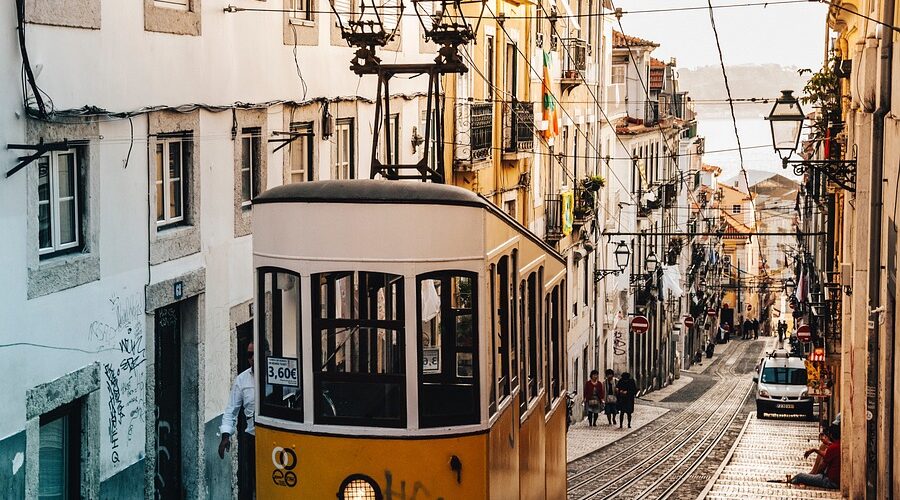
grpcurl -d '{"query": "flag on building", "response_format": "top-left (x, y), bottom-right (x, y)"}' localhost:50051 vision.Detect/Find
top-left (542, 51), bottom-right (559, 141)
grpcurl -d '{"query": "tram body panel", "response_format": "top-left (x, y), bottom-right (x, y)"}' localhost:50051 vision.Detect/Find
top-left (518, 400), bottom-right (547, 500)
top-left (487, 401), bottom-right (520, 499)
top-left (255, 425), bottom-right (488, 499)
top-left (543, 403), bottom-right (567, 499)
top-left (253, 202), bottom-right (485, 263)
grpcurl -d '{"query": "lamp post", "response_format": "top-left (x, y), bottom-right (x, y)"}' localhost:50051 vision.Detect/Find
top-left (784, 277), bottom-right (797, 296)
top-left (766, 90), bottom-right (857, 192)
top-left (594, 240), bottom-right (630, 281)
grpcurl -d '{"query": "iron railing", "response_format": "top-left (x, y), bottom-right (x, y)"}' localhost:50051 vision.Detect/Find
top-left (454, 101), bottom-right (493, 165)
top-left (503, 101), bottom-right (534, 153)
top-left (544, 194), bottom-right (563, 241)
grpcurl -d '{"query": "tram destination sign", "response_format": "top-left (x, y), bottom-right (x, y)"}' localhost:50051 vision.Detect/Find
top-left (631, 315), bottom-right (650, 334)
top-left (266, 356), bottom-right (299, 387)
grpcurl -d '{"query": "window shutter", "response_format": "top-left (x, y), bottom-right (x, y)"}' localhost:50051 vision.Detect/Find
top-left (333, 0), bottom-right (352, 26)
top-left (381, 0), bottom-right (400, 33)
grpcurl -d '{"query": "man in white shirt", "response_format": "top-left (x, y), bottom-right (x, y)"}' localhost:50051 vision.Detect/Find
top-left (218, 341), bottom-right (256, 497)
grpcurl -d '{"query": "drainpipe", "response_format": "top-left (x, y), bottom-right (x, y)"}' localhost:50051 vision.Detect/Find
top-left (866, 0), bottom-right (893, 497)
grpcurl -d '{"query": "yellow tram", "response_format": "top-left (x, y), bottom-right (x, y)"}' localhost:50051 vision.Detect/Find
top-left (251, 180), bottom-right (567, 499)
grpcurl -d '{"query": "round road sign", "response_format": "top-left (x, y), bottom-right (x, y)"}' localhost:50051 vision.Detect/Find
top-left (797, 324), bottom-right (811, 341)
top-left (707, 308), bottom-right (716, 317)
top-left (683, 315), bottom-right (695, 328)
top-left (631, 315), bottom-right (650, 333)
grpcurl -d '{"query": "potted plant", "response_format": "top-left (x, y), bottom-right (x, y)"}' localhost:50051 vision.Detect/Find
top-left (581, 174), bottom-right (606, 192)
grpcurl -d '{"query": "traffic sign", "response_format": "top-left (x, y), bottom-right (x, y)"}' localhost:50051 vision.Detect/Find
top-left (707, 308), bottom-right (716, 317)
top-left (683, 315), bottom-right (695, 328)
top-left (797, 324), bottom-right (811, 342)
top-left (631, 315), bottom-right (650, 333)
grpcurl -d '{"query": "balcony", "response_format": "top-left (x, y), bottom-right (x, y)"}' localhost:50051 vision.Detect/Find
top-left (572, 188), bottom-right (595, 229)
top-left (502, 101), bottom-right (534, 160)
top-left (560, 38), bottom-right (588, 92)
top-left (544, 194), bottom-right (563, 242)
top-left (453, 101), bottom-right (493, 170)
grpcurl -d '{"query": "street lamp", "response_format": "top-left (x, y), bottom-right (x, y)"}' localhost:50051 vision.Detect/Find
top-left (784, 277), bottom-right (796, 295)
top-left (645, 250), bottom-right (659, 273)
top-left (594, 241), bottom-right (630, 281)
top-left (766, 89), bottom-right (858, 192)
top-left (767, 90), bottom-right (805, 162)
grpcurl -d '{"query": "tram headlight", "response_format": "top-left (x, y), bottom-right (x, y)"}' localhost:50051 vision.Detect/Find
top-left (338, 474), bottom-right (382, 500)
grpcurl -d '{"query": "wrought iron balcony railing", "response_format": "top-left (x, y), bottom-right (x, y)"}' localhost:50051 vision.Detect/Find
top-left (544, 194), bottom-right (563, 242)
top-left (454, 101), bottom-right (493, 168)
top-left (503, 101), bottom-right (534, 154)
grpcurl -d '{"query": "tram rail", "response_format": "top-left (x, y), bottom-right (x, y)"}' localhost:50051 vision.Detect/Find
top-left (566, 340), bottom-right (759, 500)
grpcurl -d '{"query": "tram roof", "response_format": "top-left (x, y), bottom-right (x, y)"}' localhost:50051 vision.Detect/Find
top-left (254, 179), bottom-right (486, 208)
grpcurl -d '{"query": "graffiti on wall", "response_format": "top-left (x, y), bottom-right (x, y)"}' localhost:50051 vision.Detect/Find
top-left (89, 292), bottom-right (147, 472)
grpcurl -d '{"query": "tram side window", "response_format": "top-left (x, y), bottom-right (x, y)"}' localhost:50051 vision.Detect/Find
top-left (510, 251), bottom-right (519, 393)
top-left (518, 280), bottom-right (527, 417)
top-left (550, 285), bottom-right (561, 399)
top-left (258, 269), bottom-right (303, 421)
top-left (526, 272), bottom-right (539, 402)
top-left (418, 272), bottom-right (480, 427)
top-left (488, 266), bottom-right (498, 416)
top-left (496, 257), bottom-right (511, 400)
top-left (312, 271), bottom-right (405, 428)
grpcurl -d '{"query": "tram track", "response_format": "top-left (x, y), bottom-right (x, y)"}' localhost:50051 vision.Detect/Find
top-left (566, 340), bottom-right (763, 500)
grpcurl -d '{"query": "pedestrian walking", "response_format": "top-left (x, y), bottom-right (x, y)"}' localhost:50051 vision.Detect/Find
top-left (615, 372), bottom-right (637, 429)
top-left (752, 318), bottom-right (760, 339)
top-left (219, 341), bottom-right (257, 498)
top-left (603, 369), bottom-right (619, 425)
top-left (742, 318), bottom-right (753, 340)
top-left (583, 370), bottom-right (605, 426)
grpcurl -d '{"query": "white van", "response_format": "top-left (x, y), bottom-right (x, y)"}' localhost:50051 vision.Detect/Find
top-left (753, 349), bottom-right (813, 419)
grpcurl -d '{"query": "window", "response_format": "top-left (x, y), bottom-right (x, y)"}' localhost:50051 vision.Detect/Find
top-left (39, 400), bottom-right (82, 500)
top-left (510, 251), bottom-right (519, 393)
top-left (495, 257), bottom-right (511, 400)
top-left (518, 280), bottom-right (527, 417)
top-left (489, 266), bottom-right (498, 415)
top-left (732, 204), bottom-right (742, 214)
top-left (241, 128), bottom-right (262, 206)
top-left (289, 122), bottom-right (314, 183)
top-left (418, 272), bottom-right (479, 427)
top-left (525, 272), bottom-right (539, 402)
top-left (37, 149), bottom-right (82, 257)
top-left (258, 269), bottom-right (303, 421)
top-left (549, 285), bottom-right (561, 402)
top-left (333, 119), bottom-right (355, 179)
top-left (155, 136), bottom-right (191, 227)
top-left (611, 64), bottom-right (626, 85)
top-left (761, 367), bottom-right (807, 385)
top-left (503, 199), bottom-right (517, 219)
top-left (312, 271), bottom-right (404, 427)
top-left (332, 0), bottom-right (357, 27)
top-left (485, 34), bottom-right (495, 101)
top-left (583, 256), bottom-right (589, 308)
top-left (288, 0), bottom-right (313, 21)
top-left (380, 114), bottom-right (400, 165)
top-left (505, 42), bottom-right (518, 99)
top-left (155, 0), bottom-right (189, 10)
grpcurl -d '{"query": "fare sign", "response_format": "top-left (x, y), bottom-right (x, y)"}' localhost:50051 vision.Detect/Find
top-left (797, 324), bottom-right (811, 342)
top-left (683, 315), bottom-right (695, 328)
top-left (631, 315), bottom-right (650, 334)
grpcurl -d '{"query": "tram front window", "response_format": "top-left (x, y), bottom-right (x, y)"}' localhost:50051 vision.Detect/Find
top-left (418, 272), bottom-right (479, 428)
top-left (258, 269), bottom-right (303, 421)
top-left (313, 271), bottom-right (405, 427)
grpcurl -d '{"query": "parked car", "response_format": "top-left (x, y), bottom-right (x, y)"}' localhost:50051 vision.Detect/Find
top-left (753, 349), bottom-right (813, 419)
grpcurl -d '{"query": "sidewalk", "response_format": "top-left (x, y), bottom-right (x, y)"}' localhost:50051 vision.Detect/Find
top-left (566, 403), bottom-right (669, 462)
top-left (699, 415), bottom-right (842, 499)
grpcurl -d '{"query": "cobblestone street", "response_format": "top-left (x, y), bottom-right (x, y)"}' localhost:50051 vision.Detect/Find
top-left (566, 338), bottom-right (771, 499)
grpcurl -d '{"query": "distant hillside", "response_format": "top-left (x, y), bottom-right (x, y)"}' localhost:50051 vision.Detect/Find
top-left (679, 64), bottom-right (810, 118)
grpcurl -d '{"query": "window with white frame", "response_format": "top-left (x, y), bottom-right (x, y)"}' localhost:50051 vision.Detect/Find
top-left (289, 0), bottom-right (313, 21)
top-left (332, 0), bottom-right (356, 26)
top-left (611, 64), bottom-right (626, 84)
top-left (154, 0), bottom-right (189, 10)
top-left (155, 135), bottom-right (191, 227)
top-left (37, 149), bottom-right (82, 257)
top-left (380, 113), bottom-right (400, 165)
top-left (732, 204), bottom-right (742, 214)
top-left (289, 122), bottom-right (314, 183)
top-left (333, 119), bottom-right (354, 180)
top-left (241, 128), bottom-right (262, 205)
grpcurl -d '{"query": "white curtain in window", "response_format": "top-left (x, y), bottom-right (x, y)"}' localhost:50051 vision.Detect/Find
top-left (421, 279), bottom-right (441, 322)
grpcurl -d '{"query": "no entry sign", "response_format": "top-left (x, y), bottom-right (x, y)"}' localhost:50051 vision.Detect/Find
top-left (683, 315), bottom-right (695, 328)
top-left (797, 324), bottom-right (811, 342)
top-left (631, 315), bottom-right (650, 333)
top-left (707, 308), bottom-right (716, 317)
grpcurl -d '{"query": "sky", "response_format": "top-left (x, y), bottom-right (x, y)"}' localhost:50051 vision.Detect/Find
top-left (612, 0), bottom-right (830, 70)
top-left (612, 0), bottom-right (830, 179)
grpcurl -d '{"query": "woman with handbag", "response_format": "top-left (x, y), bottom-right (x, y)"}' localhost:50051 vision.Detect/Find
top-left (583, 370), bottom-right (605, 426)
top-left (603, 369), bottom-right (619, 425)
top-left (616, 372), bottom-right (638, 429)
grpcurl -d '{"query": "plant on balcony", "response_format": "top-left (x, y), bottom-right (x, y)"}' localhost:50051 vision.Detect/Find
top-left (580, 174), bottom-right (606, 192)
top-left (798, 54), bottom-right (841, 139)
